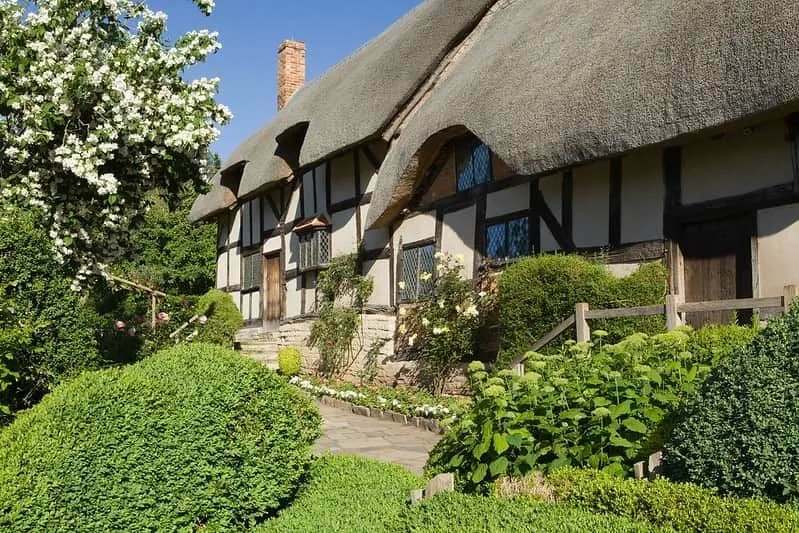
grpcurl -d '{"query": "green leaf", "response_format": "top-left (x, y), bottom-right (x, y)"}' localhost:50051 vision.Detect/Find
top-left (471, 463), bottom-right (488, 483)
top-left (609, 401), bottom-right (631, 419)
top-left (602, 462), bottom-right (626, 477)
top-left (493, 433), bottom-right (509, 454)
top-left (489, 456), bottom-right (509, 477)
top-left (448, 454), bottom-right (464, 468)
top-left (609, 434), bottom-right (635, 448)
top-left (622, 417), bottom-right (648, 434)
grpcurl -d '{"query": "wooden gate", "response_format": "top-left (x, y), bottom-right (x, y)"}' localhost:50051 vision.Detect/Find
top-left (263, 252), bottom-right (282, 330)
top-left (680, 214), bottom-right (755, 327)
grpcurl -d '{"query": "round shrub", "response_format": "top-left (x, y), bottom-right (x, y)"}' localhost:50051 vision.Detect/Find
top-left (664, 303), bottom-right (799, 503)
top-left (195, 289), bottom-right (243, 347)
top-left (278, 347), bottom-right (302, 376)
top-left (0, 343), bottom-right (321, 531)
top-left (497, 255), bottom-right (666, 365)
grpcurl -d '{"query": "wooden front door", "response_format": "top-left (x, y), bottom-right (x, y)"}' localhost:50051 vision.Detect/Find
top-left (263, 253), bottom-right (282, 330)
top-left (680, 214), bottom-right (755, 327)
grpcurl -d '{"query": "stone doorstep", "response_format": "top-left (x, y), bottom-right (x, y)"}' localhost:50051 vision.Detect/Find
top-left (317, 395), bottom-right (444, 435)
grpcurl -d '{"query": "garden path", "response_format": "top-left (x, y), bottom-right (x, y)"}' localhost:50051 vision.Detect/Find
top-left (313, 403), bottom-right (442, 474)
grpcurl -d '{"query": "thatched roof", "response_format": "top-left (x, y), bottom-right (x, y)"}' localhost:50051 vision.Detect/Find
top-left (190, 0), bottom-right (494, 222)
top-left (192, 0), bottom-right (799, 224)
top-left (366, 0), bottom-right (799, 226)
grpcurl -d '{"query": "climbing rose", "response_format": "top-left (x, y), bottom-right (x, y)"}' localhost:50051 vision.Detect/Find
top-left (0, 0), bottom-right (231, 285)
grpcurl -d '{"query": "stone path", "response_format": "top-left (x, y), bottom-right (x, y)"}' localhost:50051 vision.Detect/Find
top-left (313, 403), bottom-right (442, 474)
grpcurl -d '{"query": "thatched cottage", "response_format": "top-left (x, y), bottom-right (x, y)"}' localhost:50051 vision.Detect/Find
top-left (191, 0), bottom-right (799, 375)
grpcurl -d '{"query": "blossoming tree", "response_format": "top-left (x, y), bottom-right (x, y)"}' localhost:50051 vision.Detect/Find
top-left (0, 0), bottom-right (230, 286)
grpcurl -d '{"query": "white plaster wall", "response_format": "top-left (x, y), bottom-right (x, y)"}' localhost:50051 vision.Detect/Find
top-left (364, 259), bottom-right (391, 306)
top-left (441, 205), bottom-right (476, 279)
top-left (362, 204), bottom-right (390, 250)
top-left (757, 203), bottom-right (799, 297)
top-left (228, 245), bottom-right (241, 286)
top-left (682, 121), bottom-right (793, 205)
top-left (622, 148), bottom-right (664, 243)
top-left (216, 251), bottom-right (228, 289)
top-left (229, 207), bottom-right (241, 244)
top-left (241, 292), bottom-right (252, 321)
top-left (230, 290), bottom-right (242, 313)
top-left (332, 207), bottom-right (359, 258)
top-left (263, 235), bottom-right (281, 254)
top-left (285, 275), bottom-right (302, 318)
top-left (330, 154), bottom-right (357, 204)
top-left (538, 173), bottom-right (562, 251)
top-left (303, 272), bottom-right (317, 313)
top-left (573, 161), bottom-right (610, 247)
top-left (486, 182), bottom-right (530, 219)
top-left (360, 149), bottom-right (379, 193)
top-left (392, 211), bottom-right (436, 250)
top-left (286, 183), bottom-right (302, 222)
top-left (606, 263), bottom-right (641, 278)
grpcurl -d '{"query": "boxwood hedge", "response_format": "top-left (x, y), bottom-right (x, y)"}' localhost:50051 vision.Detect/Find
top-left (664, 303), bottom-right (799, 503)
top-left (195, 288), bottom-right (244, 347)
top-left (0, 343), bottom-right (320, 531)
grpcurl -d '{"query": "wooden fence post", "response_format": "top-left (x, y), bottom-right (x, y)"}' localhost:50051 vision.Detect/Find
top-left (575, 303), bottom-right (590, 342)
top-left (150, 294), bottom-right (158, 329)
top-left (784, 285), bottom-right (798, 314)
top-left (665, 294), bottom-right (683, 331)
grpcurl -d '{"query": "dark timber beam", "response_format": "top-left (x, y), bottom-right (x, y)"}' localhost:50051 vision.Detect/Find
top-left (532, 188), bottom-right (576, 251)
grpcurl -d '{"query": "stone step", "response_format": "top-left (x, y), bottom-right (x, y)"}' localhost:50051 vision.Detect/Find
top-left (238, 343), bottom-right (279, 353)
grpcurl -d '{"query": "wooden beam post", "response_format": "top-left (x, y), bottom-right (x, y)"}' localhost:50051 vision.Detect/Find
top-left (665, 293), bottom-right (683, 330)
top-left (151, 294), bottom-right (157, 329)
top-left (784, 285), bottom-right (798, 314)
top-left (513, 362), bottom-right (525, 376)
top-left (575, 303), bottom-right (590, 342)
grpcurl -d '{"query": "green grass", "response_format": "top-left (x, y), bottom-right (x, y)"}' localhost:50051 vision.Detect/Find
top-left (256, 456), bottom-right (654, 532)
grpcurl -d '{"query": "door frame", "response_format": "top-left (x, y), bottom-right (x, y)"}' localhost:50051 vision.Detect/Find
top-left (262, 250), bottom-right (283, 331)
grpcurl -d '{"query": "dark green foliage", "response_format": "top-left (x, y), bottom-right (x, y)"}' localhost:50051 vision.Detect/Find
top-left (256, 455), bottom-right (421, 532)
top-left (0, 343), bottom-right (321, 531)
top-left (497, 255), bottom-right (667, 366)
top-left (427, 329), bottom-right (714, 491)
top-left (543, 468), bottom-right (799, 533)
top-left (0, 210), bottom-right (102, 413)
top-left (195, 288), bottom-right (244, 347)
top-left (116, 189), bottom-right (216, 296)
top-left (664, 303), bottom-right (799, 503)
top-left (398, 492), bottom-right (652, 532)
top-left (278, 347), bottom-right (302, 376)
top-left (684, 321), bottom-right (758, 367)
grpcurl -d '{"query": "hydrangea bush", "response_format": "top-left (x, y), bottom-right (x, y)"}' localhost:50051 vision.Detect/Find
top-left (0, 0), bottom-right (230, 283)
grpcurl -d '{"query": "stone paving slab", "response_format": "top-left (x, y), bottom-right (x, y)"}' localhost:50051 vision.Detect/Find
top-left (313, 403), bottom-right (442, 474)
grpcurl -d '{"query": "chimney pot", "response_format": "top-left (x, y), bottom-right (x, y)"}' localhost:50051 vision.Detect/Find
top-left (277, 39), bottom-right (306, 110)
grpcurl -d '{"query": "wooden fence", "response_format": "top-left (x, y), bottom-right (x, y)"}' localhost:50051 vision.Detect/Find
top-left (108, 275), bottom-right (166, 328)
top-left (511, 284), bottom-right (799, 373)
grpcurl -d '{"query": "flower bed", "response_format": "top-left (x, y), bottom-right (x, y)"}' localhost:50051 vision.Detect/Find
top-left (289, 376), bottom-right (467, 422)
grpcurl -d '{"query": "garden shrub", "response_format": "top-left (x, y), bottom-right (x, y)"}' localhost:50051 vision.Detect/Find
top-left (533, 468), bottom-right (799, 533)
top-left (0, 343), bottom-right (321, 531)
top-left (663, 303), bottom-right (799, 503)
top-left (427, 329), bottom-right (713, 491)
top-left (257, 455), bottom-right (421, 532)
top-left (397, 253), bottom-right (491, 393)
top-left (397, 492), bottom-right (652, 532)
top-left (497, 255), bottom-right (667, 366)
top-left (0, 209), bottom-right (103, 413)
top-left (195, 288), bottom-right (243, 347)
top-left (278, 347), bottom-right (302, 376)
top-left (684, 321), bottom-right (758, 367)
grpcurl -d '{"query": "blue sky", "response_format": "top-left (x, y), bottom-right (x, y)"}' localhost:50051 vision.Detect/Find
top-left (149, 0), bottom-right (423, 160)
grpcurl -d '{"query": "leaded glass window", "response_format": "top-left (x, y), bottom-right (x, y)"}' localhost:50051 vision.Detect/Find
top-left (399, 243), bottom-right (435, 302)
top-left (242, 252), bottom-right (262, 291)
top-left (485, 216), bottom-right (529, 261)
top-left (299, 229), bottom-right (331, 271)
top-left (456, 140), bottom-right (492, 192)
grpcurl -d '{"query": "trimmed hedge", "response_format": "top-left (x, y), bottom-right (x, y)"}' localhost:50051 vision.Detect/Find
top-left (278, 347), bottom-right (302, 376)
top-left (544, 468), bottom-right (799, 532)
top-left (398, 493), bottom-right (653, 532)
top-left (497, 255), bottom-right (666, 365)
top-left (195, 289), bottom-right (243, 347)
top-left (664, 303), bottom-right (799, 503)
top-left (257, 455), bottom-right (421, 532)
top-left (0, 343), bottom-right (320, 531)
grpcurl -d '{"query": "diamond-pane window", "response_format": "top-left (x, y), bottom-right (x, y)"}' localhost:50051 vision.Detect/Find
top-left (298, 228), bottom-right (331, 271)
top-left (242, 252), bottom-right (262, 291)
top-left (486, 216), bottom-right (529, 261)
top-left (400, 243), bottom-right (435, 302)
top-left (456, 140), bottom-right (492, 192)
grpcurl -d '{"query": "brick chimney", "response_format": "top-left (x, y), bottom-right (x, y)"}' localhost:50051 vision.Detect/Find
top-left (277, 40), bottom-right (306, 110)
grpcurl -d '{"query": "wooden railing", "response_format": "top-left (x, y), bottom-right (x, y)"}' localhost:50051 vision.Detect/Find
top-left (510, 284), bottom-right (799, 373)
top-left (108, 275), bottom-right (166, 328)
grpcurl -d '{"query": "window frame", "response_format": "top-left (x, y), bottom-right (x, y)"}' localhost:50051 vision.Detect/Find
top-left (484, 212), bottom-right (531, 263)
top-left (298, 227), bottom-right (331, 273)
top-left (241, 251), bottom-right (262, 293)
top-left (455, 139), bottom-right (493, 193)
top-left (398, 239), bottom-right (436, 303)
